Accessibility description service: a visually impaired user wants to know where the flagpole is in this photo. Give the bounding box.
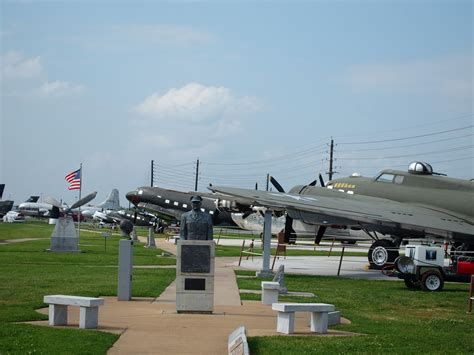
[77,163,82,250]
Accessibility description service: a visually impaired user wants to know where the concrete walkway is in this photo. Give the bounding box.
[31,237,358,354]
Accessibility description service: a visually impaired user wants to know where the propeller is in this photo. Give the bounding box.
[44,196,62,208]
[269,176,285,193]
[44,192,97,213]
[269,176,296,244]
[314,225,327,245]
[133,208,138,224]
[70,191,97,210]
[318,173,325,187]
[270,174,328,245]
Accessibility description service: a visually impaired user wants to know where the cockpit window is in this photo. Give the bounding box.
[376,173,405,184]
[376,173,395,183]
[394,175,404,184]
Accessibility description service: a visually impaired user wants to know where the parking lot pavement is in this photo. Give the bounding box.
[233,255,397,281]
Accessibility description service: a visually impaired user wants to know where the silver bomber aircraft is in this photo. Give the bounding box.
[208,162,474,269]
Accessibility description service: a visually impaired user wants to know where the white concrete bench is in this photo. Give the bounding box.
[44,295,104,329]
[272,303,335,334]
[261,281,280,305]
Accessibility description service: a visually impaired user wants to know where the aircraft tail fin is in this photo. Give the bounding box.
[0,184,4,199]
[97,189,121,210]
[25,196,40,203]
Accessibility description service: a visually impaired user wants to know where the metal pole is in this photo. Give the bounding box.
[337,247,345,276]
[194,158,199,191]
[151,160,154,187]
[328,139,334,181]
[257,209,273,277]
[77,163,82,249]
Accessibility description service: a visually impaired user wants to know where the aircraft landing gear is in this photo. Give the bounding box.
[368,240,399,270]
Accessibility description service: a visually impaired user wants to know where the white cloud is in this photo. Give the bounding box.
[135,82,260,123]
[36,80,85,98]
[341,54,472,100]
[1,51,42,78]
[131,83,262,167]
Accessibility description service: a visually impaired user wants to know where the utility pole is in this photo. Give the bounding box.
[151,160,154,187]
[327,138,335,181]
[266,173,269,191]
[194,158,199,191]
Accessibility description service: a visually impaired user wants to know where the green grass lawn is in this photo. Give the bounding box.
[2,222,473,354]
[236,271,474,354]
[0,221,176,354]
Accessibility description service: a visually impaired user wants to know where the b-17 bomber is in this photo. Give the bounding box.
[209,162,474,269]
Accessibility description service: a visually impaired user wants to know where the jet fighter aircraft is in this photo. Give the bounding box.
[209,162,474,269]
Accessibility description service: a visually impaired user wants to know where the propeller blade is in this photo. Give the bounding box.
[270,176,285,193]
[70,191,97,209]
[242,211,252,219]
[308,179,317,186]
[50,206,60,219]
[44,196,62,208]
[314,225,327,245]
[133,209,138,224]
[318,174,325,188]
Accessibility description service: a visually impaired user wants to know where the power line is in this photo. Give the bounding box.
[337,144,473,160]
[337,133,474,152]
[338,125,472,145]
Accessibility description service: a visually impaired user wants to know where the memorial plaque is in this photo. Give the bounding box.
[185,278,206,290]
[181,245,210,273]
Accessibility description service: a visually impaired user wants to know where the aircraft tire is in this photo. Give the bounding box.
[368,240,400,270]
[420,270,444,292]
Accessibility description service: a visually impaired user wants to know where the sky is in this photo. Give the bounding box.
[1,0,472,205]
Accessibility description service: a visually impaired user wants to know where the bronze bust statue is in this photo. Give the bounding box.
[180,195,213,240]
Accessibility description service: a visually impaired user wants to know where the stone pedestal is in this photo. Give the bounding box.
[176,240,215,313]
[49,216,79,252]
[118,239,133,301]
[146,228,156,248]
[261,281,280,305]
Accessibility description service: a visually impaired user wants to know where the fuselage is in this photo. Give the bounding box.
[288,167,473,242]
[126,186,236,227]
[18,202,53,217]
[323,169,473,220]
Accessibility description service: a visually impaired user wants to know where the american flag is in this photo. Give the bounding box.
[65,169,81,190]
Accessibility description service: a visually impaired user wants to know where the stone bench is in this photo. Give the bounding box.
[272,303,335,334]
[228,326,249,355]
[261,281,280,305]
[44,295,104,329]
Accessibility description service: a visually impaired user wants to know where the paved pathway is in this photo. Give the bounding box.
[31,236,359,354]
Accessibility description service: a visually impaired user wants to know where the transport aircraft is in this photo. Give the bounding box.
[92,208,158,227]
[126,186,237,227]
[2,210,25,222]
[80,189,121,219]
[18,197,54,218]
[230,212,368,242]
[208,162,474,269]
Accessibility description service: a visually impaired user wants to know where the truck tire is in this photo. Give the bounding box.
[420,270,444,292]
[368,240,400,270]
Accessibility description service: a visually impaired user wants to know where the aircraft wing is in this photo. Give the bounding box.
[209,186,474,240]
[137,202,183,220]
